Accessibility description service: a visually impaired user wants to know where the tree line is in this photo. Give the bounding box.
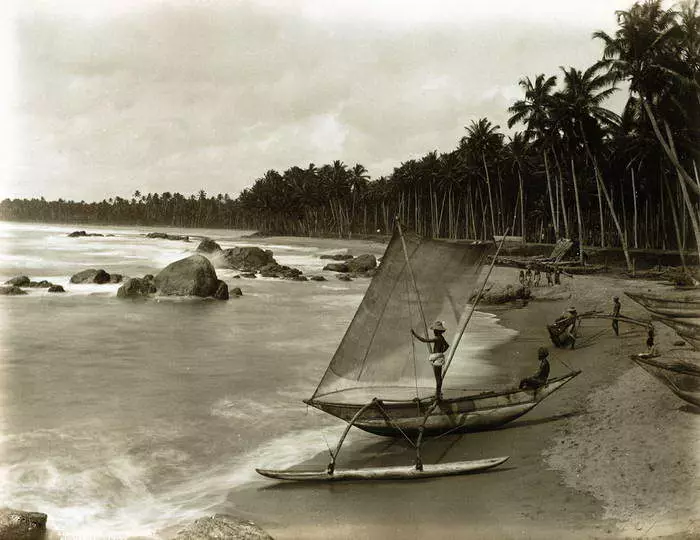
[1,1,698,269]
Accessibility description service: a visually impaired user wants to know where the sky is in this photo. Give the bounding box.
[0,0,643,202]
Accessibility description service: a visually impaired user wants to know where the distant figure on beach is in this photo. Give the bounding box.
[554,267,561,285]
[519,270,525,285]
[546,268,553,286]
[519,347,550,390]
[534,268,541,287]
[611,296,621,336]
[525,267,533,287]
[411,321,449,401]
[646,325,655,353]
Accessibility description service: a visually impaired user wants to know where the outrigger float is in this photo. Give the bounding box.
[256,223,580,482]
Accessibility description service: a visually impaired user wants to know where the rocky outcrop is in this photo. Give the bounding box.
[218,247,275,271]
[323,254,377,277]
[323,262,349,272]
[154,255,223,299]
[230,287,243,297]
[174,514,273,540]
[213,280,229,300]
[28,280,53,288]
[70,269,112,284]
[320,253,353,260]
[309,275,327,281]
[337,274,353,281]
[117,277,156,298]
[109,274,123,284]
[346,254,377,273]
[4,276,30,287]
[47,285,65,293]
[0,286,27,295]
[0,508,47,540]
[259,263,304,280]
[196,239,222,253]
[67,230,104,237]
[145,232,190,241]
[472,284,531,305]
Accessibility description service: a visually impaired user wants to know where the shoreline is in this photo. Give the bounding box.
[208,268,698,540]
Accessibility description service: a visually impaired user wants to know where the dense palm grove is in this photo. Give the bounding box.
[2,1,699,267]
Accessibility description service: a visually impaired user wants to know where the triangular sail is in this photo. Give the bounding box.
[311,228,488,402]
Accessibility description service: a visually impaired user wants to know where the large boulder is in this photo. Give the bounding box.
[117,278,153,298]
[0,286,27,295]
[154,255,221,298]
[346,254,377,273]
[4,276,30,287]
[259,263,303,280]
[0,508,47,540]
[47,285,65,293]
[218,247,276,271]
[230,287,243,297]
[196,239,222,253]
[70,269,111,284]
[174,514,273,540]
[109,274,123,284]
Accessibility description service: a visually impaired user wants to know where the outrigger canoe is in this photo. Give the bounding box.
[625,291,700,318]
[305,372,580,437]
[654,316,700,350]
[631,351,700,407]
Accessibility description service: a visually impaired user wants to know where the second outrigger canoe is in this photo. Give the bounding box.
[654,316,700,350]
[625,291,700,318]
[631,352,700,407]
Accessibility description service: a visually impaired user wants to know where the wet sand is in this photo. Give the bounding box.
[209,268,699,539]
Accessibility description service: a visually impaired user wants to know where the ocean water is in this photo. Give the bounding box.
[0,221,517,538]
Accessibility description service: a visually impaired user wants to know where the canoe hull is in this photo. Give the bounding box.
[307,372,580,436]
[632,354,700,407]
[654,316,700,350]
[256,456,509,481]
[625,291,700,318]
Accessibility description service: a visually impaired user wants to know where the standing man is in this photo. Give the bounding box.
[612,296,621,336]
[411,321,449,401]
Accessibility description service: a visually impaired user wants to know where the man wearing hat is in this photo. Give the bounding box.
[611,296,621,336]
[519,347,551,390]
[411,320,449,401]
[553,307,578,349]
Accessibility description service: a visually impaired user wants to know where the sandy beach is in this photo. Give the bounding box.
[214,266,699,540]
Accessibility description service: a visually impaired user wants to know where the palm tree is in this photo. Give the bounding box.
[508,74,560,239]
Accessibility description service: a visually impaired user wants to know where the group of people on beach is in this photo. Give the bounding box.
[411,291,656,401]
[518,265,565,288]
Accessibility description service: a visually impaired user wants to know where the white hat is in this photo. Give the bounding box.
[430,320,446,332]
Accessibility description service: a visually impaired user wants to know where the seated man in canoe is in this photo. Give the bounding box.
[411,320,449,401]
[519,347,551,390]
[547,307,578,349]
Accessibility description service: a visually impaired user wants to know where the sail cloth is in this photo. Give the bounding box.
[311,229,489,403]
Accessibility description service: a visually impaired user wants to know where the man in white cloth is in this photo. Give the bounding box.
[411,320,449,401]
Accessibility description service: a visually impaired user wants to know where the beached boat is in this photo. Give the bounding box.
[653,316,700,350]
[625,291,700,318]
[257,224,580,481]
[631,352,700,407]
